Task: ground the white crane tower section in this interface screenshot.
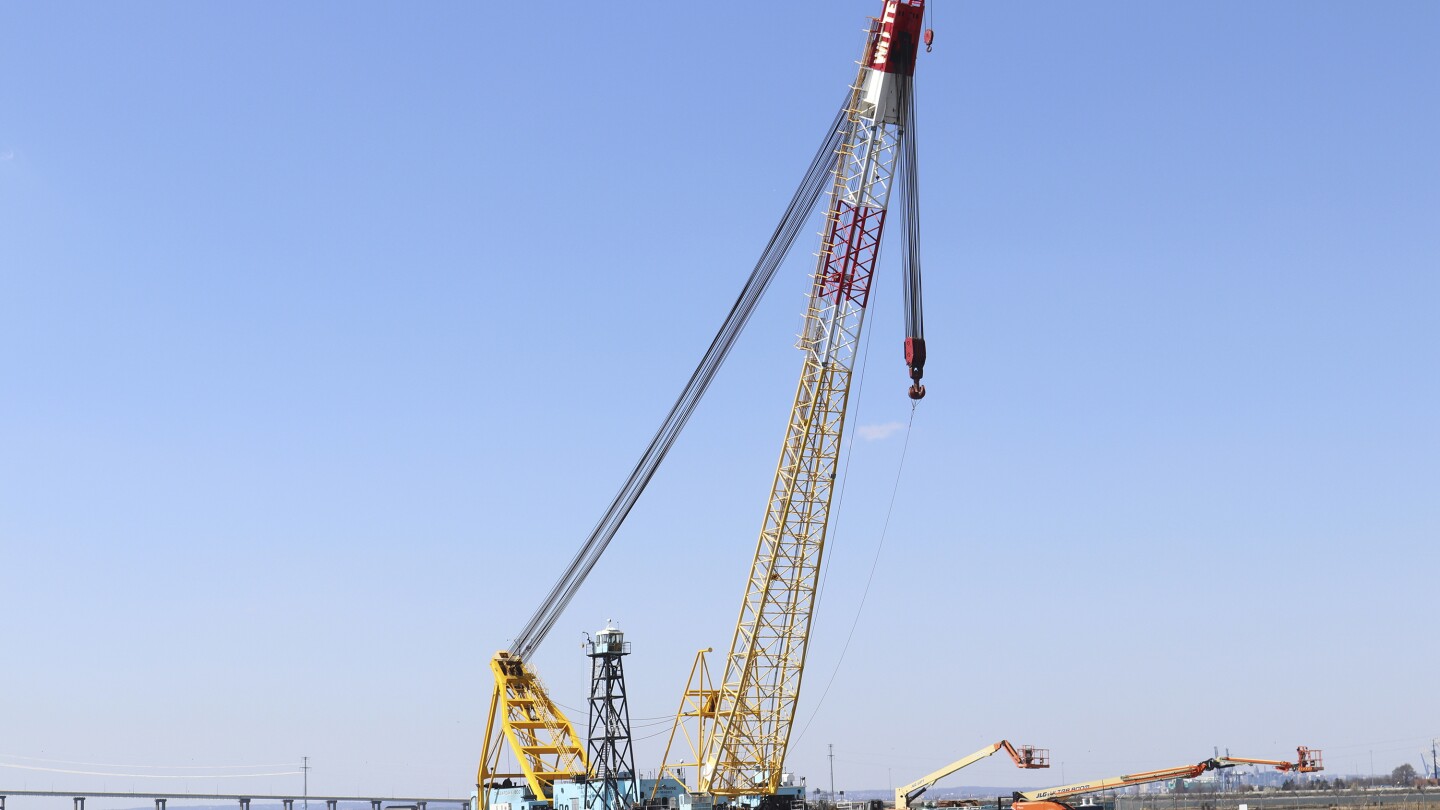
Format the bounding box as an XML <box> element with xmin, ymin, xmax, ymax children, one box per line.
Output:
<box><xmin>859</xmin><ymin>0</ymin><xmax>923</xmax><ymax>124</ymax></box>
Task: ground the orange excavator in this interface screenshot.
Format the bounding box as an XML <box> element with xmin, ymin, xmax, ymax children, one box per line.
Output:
<box><xmin>1010</xmin><ymin>748</ymin><xmax>1323</xmax><ymax>810</ymax></box>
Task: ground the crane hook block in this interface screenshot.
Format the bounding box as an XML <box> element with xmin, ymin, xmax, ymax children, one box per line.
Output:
<box><xmin>924</xmin><ymin>28</ymin><xmax>934</xmax><ymax>53</ymax></box>
<box><xmin>904</xmin><ymin>336</ymin><xmax>927</xmax><ymax>399</ymax></box>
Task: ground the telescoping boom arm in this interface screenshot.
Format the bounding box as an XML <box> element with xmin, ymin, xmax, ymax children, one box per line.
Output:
<box><xmin>898</xmin><ymin>742</ymin><xmax>1049</xmax><ymax>810</ymax></box>
<box><xmin>1013</xmin><ymin>749</ymin><xmax>1323</xmax><ymax>810</ymax></box>
<box><xmin>1017</xmin><ymin>761</ymin><xmax>1211</xmax><ymax>805</ymax></box>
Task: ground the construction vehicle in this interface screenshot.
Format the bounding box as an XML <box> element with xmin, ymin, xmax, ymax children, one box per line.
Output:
<box><xmin>1009</xmin><ymin>749</ymin><xmax>1324</xmax><ymax>810</ymax></box>
<box><xmin>896</xmin><ymin>742</ymin><xmax>1049</xmax><ymax>810</ymax></box>
<box><xmin>478</xmin><ymin>2</ymin><xmax>932</xmax><ymax>810</ymax></box>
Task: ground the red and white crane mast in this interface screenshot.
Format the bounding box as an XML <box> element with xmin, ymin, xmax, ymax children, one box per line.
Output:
<box><xmin>695</xmin><ymin>0</ymin><xmax>927</xmax><ymax>797</ymax></box>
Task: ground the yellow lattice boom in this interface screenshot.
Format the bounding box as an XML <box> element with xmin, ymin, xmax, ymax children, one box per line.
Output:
<box><xmin>667</xmin><ymin>3</ymin><xmax>921</xmax><ymax>795</ymax></box>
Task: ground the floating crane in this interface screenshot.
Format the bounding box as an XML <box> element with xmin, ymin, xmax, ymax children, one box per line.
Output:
<box><xmin>478</xmin><ymin>2</ymin><xmax>931</xmax><ymax>810</ymax></box>
<box><xmin>1010</xmin><ymin>749</ymin><xmax>1324</xmax><ymax>810</ymax></box>
<box><xmin>897</xmin><ymin>742</ymin><xmax>1049</xmax><ymax>810</ymax></box>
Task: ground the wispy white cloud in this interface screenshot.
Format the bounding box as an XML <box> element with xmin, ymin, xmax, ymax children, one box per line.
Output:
<box><xmin>0</xmin><ymin>149</ymin><xmax>14</xmax><ymax>161</ymax></box>
<box><xmin>856</xmin><ymin>421</ymin><xmax>905</xmax><ymax>441</ymax></box>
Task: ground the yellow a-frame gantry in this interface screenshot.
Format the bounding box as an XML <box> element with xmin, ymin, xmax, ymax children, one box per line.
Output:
<box><xmin>477</xmin><ymin>652</ymin><xmax>589</xmax><ymax>810</ymax></box>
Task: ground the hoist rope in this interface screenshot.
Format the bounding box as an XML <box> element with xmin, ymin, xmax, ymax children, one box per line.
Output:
<box><xmin>792</xmin><ymin>402</ymin><xmax>918</xmax><ymax>747</ymax></box>
<box><xmin>512</xmin><ymin>97</ymin><xmax>857</xmax><ymax>660</ymax></box>
<box><xmin>898</xmin><ymin>78</ymin><xmax>925</xmax><ymax>344</ymax></box>
<box><xmin>798</xmin><ymin>77</ymin><xmax>925</xmax><ymax>738</ymax></box>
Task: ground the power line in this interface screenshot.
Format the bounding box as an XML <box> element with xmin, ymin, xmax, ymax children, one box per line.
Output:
<box><xmin>0</xmin><ymin>762</ymin><xmax>301</xmax><ymax>779</ymax></box>
<box><xmin>0</xmin><ymin>755</ymin><xmax>295</xmax><ymax>770</ymax></box>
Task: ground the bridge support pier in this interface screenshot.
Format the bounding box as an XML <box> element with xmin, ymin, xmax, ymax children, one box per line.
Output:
<box><xmin>327</xmin><ymin>801</ymin><xmax>337</xmax><ymax>810</ymax></box>
<box><xmin>284</xmin><ymin>800</ymin><xmax>295</xmax><ymax>810</ymax></box>
<box><xmin>157</xmin><ymin>799</ymin><xmax>168</xmax><ymax>810</ymax></box>
<box><xmin>75</xmin><ymin>797</ymin><xmax>86</xmax><ymax>810</ymax></box>
<box><xmin>240</xmin><ymin>798</ymin><xmax>251</xmax><ymax>810</ymax></box>
<box><xmin>372</xmin><ymin>800</ymin><xmax>383</xmax><ymax>810</ymax></box>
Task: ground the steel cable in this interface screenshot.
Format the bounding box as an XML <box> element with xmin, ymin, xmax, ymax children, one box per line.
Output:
<box><xmin>898</xmin><ymin>77</ymin><xmax>924</xmax><ymax>343</ymax></box>
<box><xmin>792</xmin><ymin>403</ymin><xmax>918</xmax><ymax>747</ymax></box>
<box><xmin>895</xmin><ymin>76</ymin><xmax>927</xmax><ymax>402</ymax></box>
<box><xmin>512</xmin><ymin>98</ymin><xmax>857</xmax><ymax>660</ymax></box>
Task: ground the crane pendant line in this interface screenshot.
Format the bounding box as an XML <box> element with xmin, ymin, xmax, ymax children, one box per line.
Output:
<box><xmin>507</xmin><ymin>97</ymin><xmax>853</xmax><ymax>664</ymax></box>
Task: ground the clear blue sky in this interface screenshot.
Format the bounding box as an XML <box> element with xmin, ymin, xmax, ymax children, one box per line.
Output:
<box><xmin>3</xmin><ymin>0</ymin><xmax>1437</xmax><ymax>805</ymax></box>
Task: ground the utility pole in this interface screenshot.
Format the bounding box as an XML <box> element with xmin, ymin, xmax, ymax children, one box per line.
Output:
<box><xmin>1432</xmin><ymin>739</ymin><xmax>1438</xmax><ymax>782</ymax></box>
<box><xmin>302</xmin><ymin>756</ymin><xmax>310</xmax><ymax>810</ymax></box>
<box><xmin>829</xmin><ymin>744</ymin><xmax>836</xmax><ymax>809</ymax></box>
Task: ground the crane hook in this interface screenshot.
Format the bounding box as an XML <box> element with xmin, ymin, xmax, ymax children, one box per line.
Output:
<box><xmin>924</xmin><ymin>28</ymin><xmax>934</xmax><ymax>53</ymax></box>
<box><xmin>904</xmin><ymin>336</ymin><xmax>927</xmax><ymax>400</ymax></box>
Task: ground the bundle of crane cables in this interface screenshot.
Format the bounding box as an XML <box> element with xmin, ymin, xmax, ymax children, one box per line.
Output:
<box><xmin>898</xmin><ymin>78</ymin><xmax>927</xmax><ymax>398</ymax></box>
<box><xmin>512</xmin><ymin>82</ymin><xmax>925</xmax><ymax>660</ymax></box>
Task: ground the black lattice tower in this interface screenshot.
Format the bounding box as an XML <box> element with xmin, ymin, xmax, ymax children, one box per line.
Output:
<box><xmin>586</xmin><ymin>624</ymin><xmax>637</xmax><ymax>810</ymax></box>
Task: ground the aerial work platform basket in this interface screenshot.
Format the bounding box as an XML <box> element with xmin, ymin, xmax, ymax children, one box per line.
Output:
<box><xmin>1015</xmin><ymin>746</ymin><xmax>1051</xmax><ymax>769</ymax></box>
